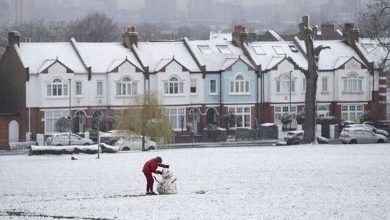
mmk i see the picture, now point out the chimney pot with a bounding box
[122,26,138,48]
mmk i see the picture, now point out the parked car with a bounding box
[100,130,156,151]
[340,127,387,144]
[345,124,389,137]
[46,133,94,146]
[284,130,329,145]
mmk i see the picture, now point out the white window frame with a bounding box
[116,77,137,96]
[75,81,82,96]
[97,81,104,96]
[276,74,295,94]
[47,78,68,97]
[210,79,218,95]
[274,105,297,124]
[44,110,69,133]
[341,104,364,121]
[343,73,363,93]
[190,79,197,95]
[322,77,328,92]
[228,106,251,128]
[164,76,184,95]
[317,105,330,118]
[229,74,250,95]
[166,108,186,131]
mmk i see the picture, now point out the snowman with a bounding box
[154,168,177,194]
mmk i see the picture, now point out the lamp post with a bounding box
[289,70,292,130]
[68,78,71,146]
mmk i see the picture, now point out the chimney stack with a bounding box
[8,31,20,47]
[321,24,335,40]
[232,25,248,46]
[343,23,359,45]
[122,26,138,48]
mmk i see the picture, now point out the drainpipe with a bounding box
[219,71,223,127]
[256,69,259,128]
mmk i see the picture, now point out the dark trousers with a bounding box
[144,172,154,192]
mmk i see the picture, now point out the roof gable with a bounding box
[40,59,74,74]
[108,57,144,73]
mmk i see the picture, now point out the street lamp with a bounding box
[289,70,292,130]
[68,78,72,146]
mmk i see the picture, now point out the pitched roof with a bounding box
[245,41,308,71]
[136,41,200,72]
[187,39,254,72]
[75,42,142,73]
[358,39,390,70]
[19,42,87,74]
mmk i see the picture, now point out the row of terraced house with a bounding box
[0,23,389,148]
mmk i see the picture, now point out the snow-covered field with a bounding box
[1,144,390,219]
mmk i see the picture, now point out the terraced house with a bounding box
[0,24,387,148]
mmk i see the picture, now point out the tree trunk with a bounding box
[302,75,318,144]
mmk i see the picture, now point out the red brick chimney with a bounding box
[232,25,248,46]
[343,23,359,45]
[122,26,139,48]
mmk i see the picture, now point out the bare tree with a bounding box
[360,0,390,68]
[299,16,330,144]
[66,13,120,42]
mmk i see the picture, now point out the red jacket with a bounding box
[142,158,168,174]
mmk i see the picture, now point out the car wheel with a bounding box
[349,139,357,144]
[122,147,130,151]
[377,139,385,144]
[83,143,90,146]
[148,146,156,150]
[56,144,62,146]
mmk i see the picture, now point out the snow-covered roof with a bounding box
[245,41,308,71]
[136,41,201,72]
[358,39,390,70]
[187,39,254,72]
[75,42,143,73]
[312,40,365,70]
[19,42,87,74]
[209,32,232,41]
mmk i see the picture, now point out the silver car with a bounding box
[47,133,94,146]
[346,124,389,137]
[340,128,387,144]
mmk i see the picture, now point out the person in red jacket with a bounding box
[142,156,169,195]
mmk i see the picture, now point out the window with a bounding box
[317,105,329,118]
[252,45,266,55]
[276,74,295,93]
[47,78,68,97]
[164,77,184,95]
[217,45,231,54]
[343,73,362,93]
[166,108,185,130]
[198,45,212,54]
[97,81,103,96]
[228,107,251,128]
[230,75,250,94]
[274,105,297,124]
[116,77,137,96]
[75,81,82,96]
[273,46,285,55]
[322,77,328,92]
[44,110,69,133]
[289,45,298,53]
[341,105,364,121]
[190,79,197,94]
[210,79,217,94]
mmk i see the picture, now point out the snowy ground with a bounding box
[1,144,390,220]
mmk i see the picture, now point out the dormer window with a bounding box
[47,78,68,97]
[217,45,231,54]
[198,45,212,54]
